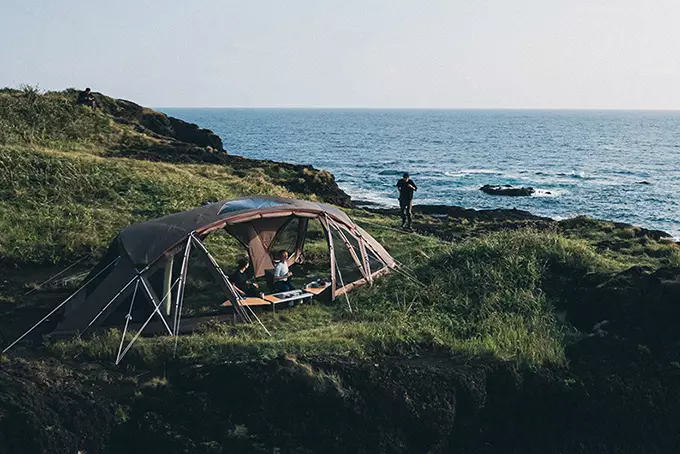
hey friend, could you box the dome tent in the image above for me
[6,197,396,359]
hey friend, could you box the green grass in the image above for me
[0,146,295,265]
[558,216,680,268]
[0,86,115,148]
[51,229,622,367]
[3,86,677,371]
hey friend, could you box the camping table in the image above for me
[221,297,270,307]
[222,292,314,313]
[304,282,331,296]
[263,291,314,313]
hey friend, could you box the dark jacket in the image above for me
[396,179,417,201]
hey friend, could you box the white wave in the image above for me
[532,188,566,197]
[338,184,396,207]
[444,169,502,177]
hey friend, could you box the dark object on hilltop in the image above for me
[397,172,417,229]
[480,184,535,196]
[636,181,652,185]
[76,87,97,109]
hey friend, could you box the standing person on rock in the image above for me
[396,172,417,230]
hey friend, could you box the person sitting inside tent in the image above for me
[76,87,97,109]
[230,258,260,298]
[273,250,295,292]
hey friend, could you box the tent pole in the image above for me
[356,234,372,284]
[321,215,337,301]
[242,300,271,336]
[81,257,177,338]
[115,279,139,364]
[334,256,353,313]
[80,273,142,336]
[163,255,174,316]
[2,256,120,354]
[327,218,370,281]
[138,277,174,335]
[173,236,193,336]
[118,278,180,363]
[190,235,253,324]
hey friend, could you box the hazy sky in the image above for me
[2,0,679,108]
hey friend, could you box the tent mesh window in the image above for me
[201,229,248,273]
[180,249,231,317]
[218,198,290,215]
[366,246,388,274]
[302,219,330,267]
[331,228,365,285]
[269,217,299,259]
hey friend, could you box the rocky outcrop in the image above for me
[413,204,550,222]
[221,156,353,208]
[95,95,224,151]
[89,92,352,207]
[108,146,353,208]
[480,184,535,196]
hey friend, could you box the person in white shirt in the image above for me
[273,250,295,292]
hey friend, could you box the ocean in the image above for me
[160,108,680,238]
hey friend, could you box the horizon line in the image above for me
[155,106,680,112]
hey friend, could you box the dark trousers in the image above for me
[399,198,413,227]
[274,280,295,292]
[244,285,260,297]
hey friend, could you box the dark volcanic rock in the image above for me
[354,200,382,208]
[96,96,224,151]
[167,116,223,149]
[414,204,550,221]
[564,266,680,341]
[368,204,552,223]
[558,216,673,241]
[224,155,354,208]
[480,184,535,196]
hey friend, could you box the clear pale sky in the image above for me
[1,0,679,108]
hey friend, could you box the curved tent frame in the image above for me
[39,197,396,348]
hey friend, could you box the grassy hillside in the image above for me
[2,86,679,365]
[2,87,680,453]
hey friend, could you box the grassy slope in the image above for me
[4,87,680,453]
[2,87,680,369]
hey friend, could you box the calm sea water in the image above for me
[161,108,680,237]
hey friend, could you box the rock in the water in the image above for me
[480,184,535,196]
[635,181,651,185]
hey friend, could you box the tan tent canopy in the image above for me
[49,196,397,342]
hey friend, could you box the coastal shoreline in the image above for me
[354,200,677,242]
[164,107,680,240]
